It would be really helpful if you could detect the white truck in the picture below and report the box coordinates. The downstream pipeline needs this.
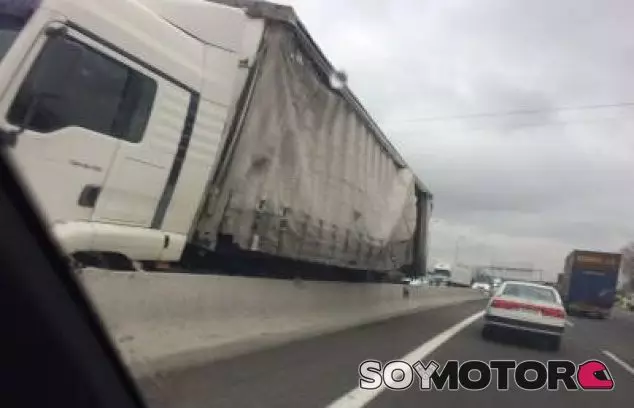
[448,263,473,287]
[428,263,472,287]
[428,263,450,286]
[0,0,432,279]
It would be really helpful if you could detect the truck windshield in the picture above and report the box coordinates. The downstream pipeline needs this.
[432,269,451,277]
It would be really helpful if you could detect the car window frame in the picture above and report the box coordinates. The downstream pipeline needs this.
[501,282,559,304]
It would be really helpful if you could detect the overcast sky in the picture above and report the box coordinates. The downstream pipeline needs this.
[283,0,634,279]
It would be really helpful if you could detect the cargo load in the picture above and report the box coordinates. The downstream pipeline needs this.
[193,16,427,272]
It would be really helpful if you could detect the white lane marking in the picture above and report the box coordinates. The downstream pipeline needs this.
[326,310,485,408]
[565,320,574,327]
[602,350,634,376]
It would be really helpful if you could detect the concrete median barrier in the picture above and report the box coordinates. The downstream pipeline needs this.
[77,269,485,377]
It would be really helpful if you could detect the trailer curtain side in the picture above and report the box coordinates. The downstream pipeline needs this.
[193,24,420,272]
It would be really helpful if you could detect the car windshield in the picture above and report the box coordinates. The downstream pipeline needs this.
[3,0,633,407]
[502,283,557,303]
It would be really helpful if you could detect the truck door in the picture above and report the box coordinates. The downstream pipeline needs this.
[571,270,617,308]
[1,25,126,225]
[77,41,190,228]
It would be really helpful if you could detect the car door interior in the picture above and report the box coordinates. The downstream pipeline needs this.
[0,148,146,408]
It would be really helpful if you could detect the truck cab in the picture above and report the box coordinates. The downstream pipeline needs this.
[0,0,246,263]
[429,264,451,286]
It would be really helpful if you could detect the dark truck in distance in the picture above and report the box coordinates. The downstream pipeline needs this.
[558,250,621,319]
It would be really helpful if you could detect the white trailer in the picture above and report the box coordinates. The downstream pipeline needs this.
[0,0,432,277]
[448,264,473,287]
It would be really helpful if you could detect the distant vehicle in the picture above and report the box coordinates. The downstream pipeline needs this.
[402,277,425,286]
[482,281,566,351]
[448,264,473,287]
[471,274,493,292]
[428,265,451,286]
[559,250,621,319]
[472,281,491,292]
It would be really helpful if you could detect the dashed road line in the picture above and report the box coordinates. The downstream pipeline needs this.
[602,350,634,376]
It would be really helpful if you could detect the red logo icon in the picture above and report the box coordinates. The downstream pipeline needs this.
[576,360,614,390]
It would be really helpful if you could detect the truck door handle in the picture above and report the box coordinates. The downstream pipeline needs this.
[78,185,101,208]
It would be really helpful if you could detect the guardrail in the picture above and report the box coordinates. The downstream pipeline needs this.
[77,268,486,377]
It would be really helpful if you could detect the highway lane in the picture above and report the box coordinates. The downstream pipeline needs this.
[138,299,634,408]
[573,308,634,370]
[368,309,634,407]
[139,299,487,408]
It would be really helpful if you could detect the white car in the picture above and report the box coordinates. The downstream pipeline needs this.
[482,281,566,350]
[401,277,427,286]
[472,281,491,292]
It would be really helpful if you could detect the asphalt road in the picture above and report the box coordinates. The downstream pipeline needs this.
[139,299,634,408]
